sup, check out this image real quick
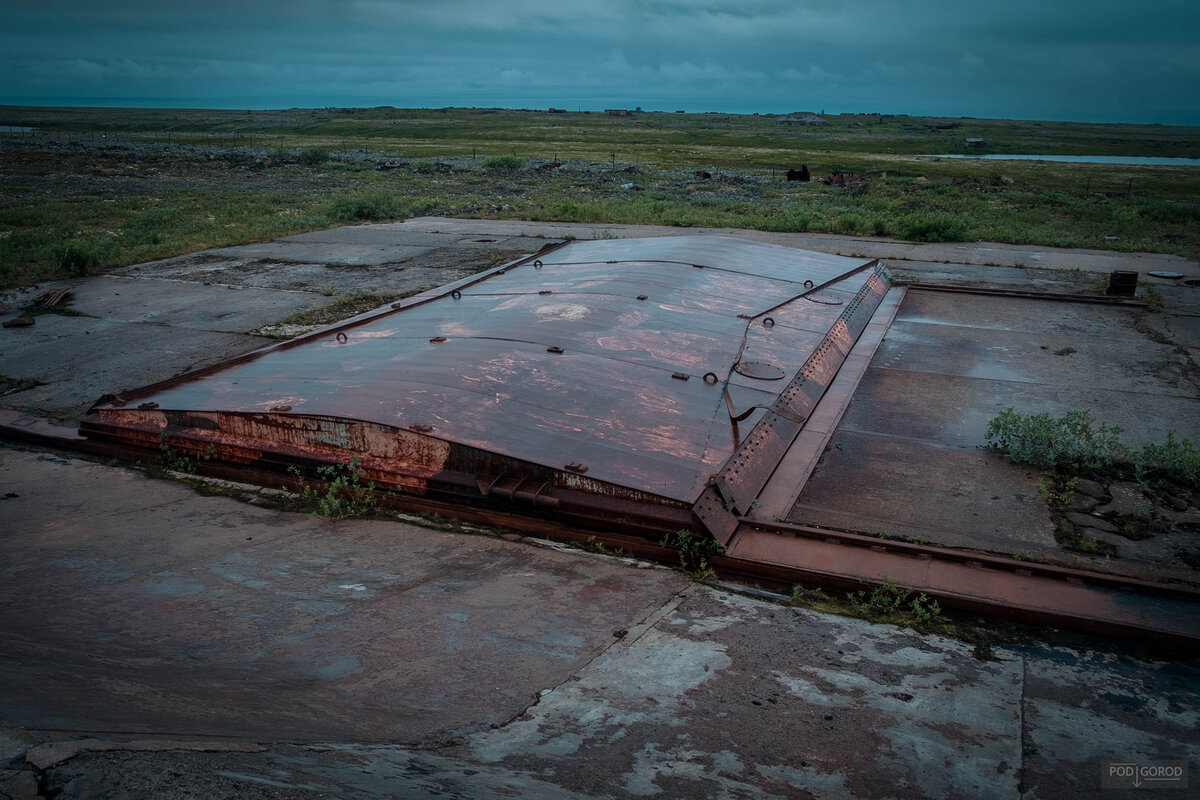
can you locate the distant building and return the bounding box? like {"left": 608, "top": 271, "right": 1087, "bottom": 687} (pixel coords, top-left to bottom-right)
{"left": 965, "top": 137, "right": 985, "bottom": 147}
{"left": 605, "top": 109, "right": 632, "bottom": 116}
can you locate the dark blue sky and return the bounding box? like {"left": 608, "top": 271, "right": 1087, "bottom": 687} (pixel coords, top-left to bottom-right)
{"left": 2, "top": 1, "right": 1197, "bottom": 124}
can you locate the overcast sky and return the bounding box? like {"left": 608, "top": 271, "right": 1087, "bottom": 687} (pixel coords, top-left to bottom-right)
{"left": 2, "top": 1, "right": 1197, "bottom": 124}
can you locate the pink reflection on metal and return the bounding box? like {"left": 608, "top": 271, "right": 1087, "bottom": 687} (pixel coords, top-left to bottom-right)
{"left": 82, "top": 236, "right": 891, "bottom": 539}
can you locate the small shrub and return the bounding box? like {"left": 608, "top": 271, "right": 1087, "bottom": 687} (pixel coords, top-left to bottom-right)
{"left": 897, "top": 212, "right": 968, "bottom": 243}
{"left": 483, "top": 155, "right": 524, "bottom": 172}
{"left": 553, "top": 200, "right": 584, "bottom": 222}
{"left": 985, "top": 407, "right": 1127, "bottom": 471}
{"left": 299, "top": 147, "right": 330, "bottom": 165}
{"left": 325, "top": 190, "right": 404, "bottom": 222}
{"left": 1133, "top": 431, "right": 1200, "bottom": 489}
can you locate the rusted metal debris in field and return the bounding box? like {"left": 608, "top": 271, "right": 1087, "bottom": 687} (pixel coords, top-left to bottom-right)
{"left": 81, "top": 236, "right": 891, "bottom": 542}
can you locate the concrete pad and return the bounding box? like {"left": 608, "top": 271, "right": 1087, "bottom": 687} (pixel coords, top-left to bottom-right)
{"left": 468, "top": 590, "right": 1026, "bottom": 798}
{"left": 2, "top": 448, "right": 1197, "bottom": 799}
{"left": 0, "top": 314, "right": 274, "bottom": 420}
{"left": 67, "top": 275, "right": 326, "bottom": 332}
{"left": 1018, "top": 644, "right": 1200, "bottom": 798}
{"left": 29, "top": 586, "right": 1199, "bottom": 799}
{"left": 0, "top": 448, "right": 687, "bottom": 742}
{"left": 790, "top": 429, "right": 1059, "bottom": 553}
{"left": 276, "top": 226, "right": 455, "bottom": 248}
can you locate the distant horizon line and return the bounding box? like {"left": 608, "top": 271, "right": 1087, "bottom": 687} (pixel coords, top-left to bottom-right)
{"left": 0, "top": 98, "right": 1195, "bottom": 128}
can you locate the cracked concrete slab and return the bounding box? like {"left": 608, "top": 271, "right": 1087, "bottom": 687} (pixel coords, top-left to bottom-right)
{"left": 13, "top": 577, "right": 1197, "bottom": 799}
{"left": 0, "top": 449, "right": 686, "bottom": 743}
{"left": 0, "top": 313, "right": 275, "bottom": 421}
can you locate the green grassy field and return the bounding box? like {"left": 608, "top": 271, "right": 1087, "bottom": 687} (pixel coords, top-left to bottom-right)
{"left": 1, "top": 105, "right": 1197, "bottom": 288}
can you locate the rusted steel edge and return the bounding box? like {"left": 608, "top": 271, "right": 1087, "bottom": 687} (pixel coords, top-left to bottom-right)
{"left": 5, "top": 413, "right": 1196, "bottom": 650}
{"left": 736, "top": 517, "right": 1200, "bottom": 602}
{"left": 704, "top": 551, "right": 1200, "bottom": 652}
{"left": 86, "top": 242, "right": 570, "bottom": 411}
{"left": 909, "top": 283, "right": 1149, "bottom": 307}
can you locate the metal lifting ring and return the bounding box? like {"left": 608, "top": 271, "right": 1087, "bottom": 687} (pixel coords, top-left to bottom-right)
{"left": 804, "top": 279, "right": 814, "bottom": 289}
{"left": 336, "top": 332, "right": 348, "bottom": 343}
{"left": 533, "top": 259, "right": 543, "bottom": 269}
{"left": 762, "top": 317, "right": 775, "bottom": 328}
{"left": 451, "top": 290, "right": 462, "bottom": 299}
{"left": 703, "top": 372, "right": 719, "bottom": 384}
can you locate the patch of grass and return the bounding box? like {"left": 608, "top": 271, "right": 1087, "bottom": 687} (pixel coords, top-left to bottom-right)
{"left": 1140, "top": 282, "right": 1164, "bottom": 313}
{"left": 273, "top": 289, "right": 394, "bottom": 330}
{"left": 1037, "top": 472, "right": 1079, "bottom": 510}
{"left": 578, "top": 536, "right": 625, "bottom": 557}
{"left": 325, "top": 190, "right": 430, "bottom": 222}
{"left": 56, "top": 237, "right": 119, "bottom": 276}
{"left": 1054, "top": 523, "right": 1118, "bottom": 557}
{"left": 5, "top": 107, "right": 1200, "bottom": 289}
{"left": 896, "top": 211, "right": 969, "bottom": 242}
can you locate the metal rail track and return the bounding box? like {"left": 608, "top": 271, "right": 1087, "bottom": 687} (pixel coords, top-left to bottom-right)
{"left": 909, "top": 283, "right": 1149, "bottom": 306}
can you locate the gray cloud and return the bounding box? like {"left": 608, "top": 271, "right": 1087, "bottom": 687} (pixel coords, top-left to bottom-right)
{"left": 1, "top": 0, "right": 1196, "bottom": 123}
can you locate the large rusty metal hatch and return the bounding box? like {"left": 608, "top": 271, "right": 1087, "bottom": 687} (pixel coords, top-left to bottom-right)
{"left": 81, "top": 236, "right": 891, "bottom": 543}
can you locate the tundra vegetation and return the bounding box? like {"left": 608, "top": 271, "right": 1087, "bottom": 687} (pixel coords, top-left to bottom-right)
{"left": 1, "top": 105, "right": 1197, "bottom": 288}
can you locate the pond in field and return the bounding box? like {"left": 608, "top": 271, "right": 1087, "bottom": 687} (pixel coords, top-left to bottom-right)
{"left": 920, "top": 154, "right": 1200, "bottom": 166}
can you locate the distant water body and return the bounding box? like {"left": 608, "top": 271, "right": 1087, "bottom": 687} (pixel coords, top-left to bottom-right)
{"left": 920, "top": 154, "right": 1199, "bottom": 166}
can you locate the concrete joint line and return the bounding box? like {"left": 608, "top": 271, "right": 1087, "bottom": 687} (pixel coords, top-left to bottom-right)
{"left": 615, "top": 590, "right": 692, "bottom": 649}
{"left": 26, "top": 738, "right": 267, "bottom": 771}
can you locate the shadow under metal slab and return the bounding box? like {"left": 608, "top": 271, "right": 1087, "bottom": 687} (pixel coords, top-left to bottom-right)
{"left": 78, "top": 236, "right": 893, "bottom": 544}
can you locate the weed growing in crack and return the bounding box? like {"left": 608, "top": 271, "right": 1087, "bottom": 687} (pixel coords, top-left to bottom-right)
{"left": 846, "top": 579, "right": 948, "bottom": 631}
{"left": 660, "top": 528, "right": 725, "bottom": 579}
{"left": 288, "top": 458, "right": 383, "bottom": 519}
{"left": 157, "top": 432, "right": 214, "bottom": 474}
{"left": 579, "top": 536, "right": 624, "bottom": 557}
